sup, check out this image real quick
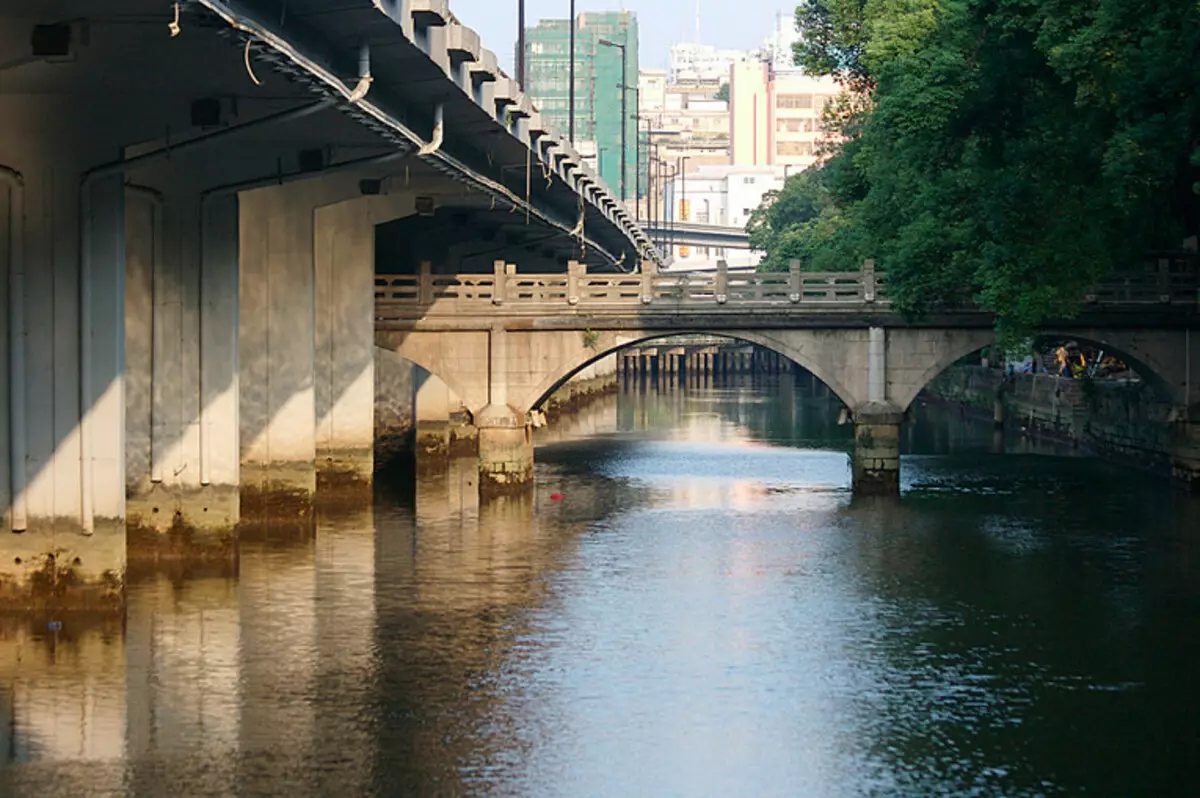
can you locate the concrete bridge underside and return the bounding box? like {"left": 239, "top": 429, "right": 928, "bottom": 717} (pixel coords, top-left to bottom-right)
{"left": 1, "top": 2, "right": 1197, "bottom": 612}
{"left": 0, "top": 0, "right": 649, "bottom": 610}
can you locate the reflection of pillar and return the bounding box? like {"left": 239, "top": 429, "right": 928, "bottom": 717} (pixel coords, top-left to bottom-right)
{"left": 853, "top": 404, "right": 903, "bottom": 495}
{"left": 0, "top": 617, "right": 126, "bottom": 781}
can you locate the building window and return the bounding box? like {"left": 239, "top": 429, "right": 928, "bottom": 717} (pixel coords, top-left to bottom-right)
{"left": 743, "top": 176, "right": 755, "bottom": 185}
{"left": 777, "top": 118, "right": 815, "bottom": 133}
{"left": 777, "top": 141, "right": 814, "bottom": 156}
{"left": 776, "top": 94, "right": 813, "bottom": 109}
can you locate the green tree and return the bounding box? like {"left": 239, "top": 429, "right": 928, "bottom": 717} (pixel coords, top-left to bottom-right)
{"left": 765, "top": 0, "right": 1200, "bottom": 340}
{"left": 715, "top": 83, "right": 730, "bottom": 103}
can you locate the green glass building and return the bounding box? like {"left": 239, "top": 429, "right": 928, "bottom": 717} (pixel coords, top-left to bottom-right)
{"left": 524, "top": 11, "right": 639, "bottom": 200}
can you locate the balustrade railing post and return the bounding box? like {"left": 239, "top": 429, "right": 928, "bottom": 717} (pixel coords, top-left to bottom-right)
{"left": 789, "top": 259, "right": 801, "bottom": 304}
{"left": 715, "top": 258, "right": 728, "bottom": 304}
{"left": 419, "top": 260, "right": 433, "bottom": 305}
{"left": 492, "top": 259, "right": 507, "bottom": 305}
{"left": 1159, "top": 257, "right": 1171, "bottom": 303}
{"left": 641, "top": 259, "right": 655, "bottom": 305}
{"left": 863, "top": 259, "right": 876, "bottom": 303}
{"left": 567, "top": 259, "right": 584, "bottom": 306}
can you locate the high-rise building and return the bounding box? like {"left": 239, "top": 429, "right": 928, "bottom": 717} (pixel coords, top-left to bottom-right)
{"left": 524, "top": 12, "right": 639, "bottom": 200}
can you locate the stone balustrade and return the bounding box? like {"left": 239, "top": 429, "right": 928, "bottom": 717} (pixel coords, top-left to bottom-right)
{"left": 375, "top": 258, "right": 1199, "bottom": 321}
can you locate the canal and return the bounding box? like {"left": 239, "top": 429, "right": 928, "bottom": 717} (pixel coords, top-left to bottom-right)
{"left": 2, "top": 375, "right": 1198, "bottom": 796}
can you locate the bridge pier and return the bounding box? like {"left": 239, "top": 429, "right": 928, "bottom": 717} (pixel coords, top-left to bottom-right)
{"left": 852, "top": 404, "right": 904, "bottom": 496}
{"left": 1172, "top": 416, "right": 1200, "bottom": 494}
{"left": 477, "top": 406, "right": 534, "bottom": 499}
{"left": 124, "top": 187, "right": 240, "bottom": 563}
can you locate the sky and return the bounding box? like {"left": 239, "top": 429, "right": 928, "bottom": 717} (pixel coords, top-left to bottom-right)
{"left": 449, "top": 0, "right": 797, "bottom": 73}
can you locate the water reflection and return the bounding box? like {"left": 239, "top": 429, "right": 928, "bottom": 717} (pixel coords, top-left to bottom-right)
{"left": 3, "top": 378, "right": 1199, "bottom": 796}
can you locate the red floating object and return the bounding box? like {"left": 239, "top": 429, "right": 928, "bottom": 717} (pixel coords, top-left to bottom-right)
{"left": 549, "top": 492, "right": 565, "bottom": 502}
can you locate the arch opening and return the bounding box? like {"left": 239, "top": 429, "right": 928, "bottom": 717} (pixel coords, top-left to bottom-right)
{"left": 521, "top": 331, "right": 856, "bottom": 415}
{"left": 909, "top": 333, "right": 1180, "bottom": 412}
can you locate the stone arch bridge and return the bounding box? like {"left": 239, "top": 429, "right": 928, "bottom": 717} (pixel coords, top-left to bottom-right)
{"left": 376, "top": 261, "right": 1200, "bottom": 496}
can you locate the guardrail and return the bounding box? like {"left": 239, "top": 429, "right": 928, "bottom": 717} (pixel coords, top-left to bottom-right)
{"left": 375, "top": 257, "right": 1198, "bottom": 318}
{"left": 376, "top": 260, "right": 886, "bottom": 315}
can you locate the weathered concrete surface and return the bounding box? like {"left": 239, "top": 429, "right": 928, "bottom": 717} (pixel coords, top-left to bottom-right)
{"left": 374, "top": 346, "right": 416, "bottom": 469}
{"left": 852, "top": 403, "right": 903, "bottom": 496}
{"left": 0, "top": 158, "right": 128, "bottom": 608}
{"left": 1172, "top": 420, "right": 1200, "bottom": 495}
{"left": 477, "top": 406, "right": 534, "bottom": 499}
{"left": 125, "top": 187, "right": 242, "bottom": 557}
{"left": 315, "top": 196, "right": 387, "bottom": 498}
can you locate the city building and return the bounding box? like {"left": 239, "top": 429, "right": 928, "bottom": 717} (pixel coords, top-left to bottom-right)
{"left": 668, "top": 42, "right": 751, "bottom": 86}
{"left": 524, "top": 12, "right": 639, "bottom": 200}
{"left": 761, "top": 11, "right": 802, "bottom": 72}
{"left": 660, "top": 164, "right": 789, "bottom": 270}
{"left": 730, "top": 62, "right": 840, "bottom": 168}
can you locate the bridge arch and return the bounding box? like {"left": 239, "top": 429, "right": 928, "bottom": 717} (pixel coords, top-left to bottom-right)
{"left": 518, "top": 329, "right": 858, "bottom": 415}
{"left": 891, "top": 328, "right": 1188, "bottom": 412}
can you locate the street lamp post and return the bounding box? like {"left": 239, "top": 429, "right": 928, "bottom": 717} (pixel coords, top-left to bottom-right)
{"left": 598, "top": 38, "right": 628, "bottom": 203}
{"left": 568, "top": 0, "right": 575, "bottom": 142}
{"left": 516, "top": 0, "right": 525, "bottom": 87}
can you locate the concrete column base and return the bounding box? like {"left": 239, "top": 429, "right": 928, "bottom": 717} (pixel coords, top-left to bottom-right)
{"left": 239, "top": 463, "right": 315, "bottom": 538}
{"left": 853, "top": 404, "right": 903, "bottom": 496}
{"left": 316, "top": 448, "right": 373, "bottom": 508}
{"left": 0, "top": 521, "right": 125, "bottom": 612}
{"left": 126, "top": 484, "right": 239, "bottom": 563}
{"left": 477, "top": 405, "right": 534, "bottom": 500}
{"left": 1172, "top": 419, "right": 1200, "bottom": 495}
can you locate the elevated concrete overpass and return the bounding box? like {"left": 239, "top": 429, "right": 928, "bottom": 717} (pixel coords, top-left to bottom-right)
{"left": 0, "top": 0, "right": 654, "bottom": 609}
{"left": 644, "top": 221, "right": 753, "bottom": 250}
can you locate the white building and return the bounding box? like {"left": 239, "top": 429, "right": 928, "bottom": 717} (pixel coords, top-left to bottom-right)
{"left": 668, "top": 42, "right": 751, "bottom": 86}
{"left": 660, "top": 164, "right": 791, "bottom": 271}
{"left": 761, "top": 11, "right": 801, "bottom": 71}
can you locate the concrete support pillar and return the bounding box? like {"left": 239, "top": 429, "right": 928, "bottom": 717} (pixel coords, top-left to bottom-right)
{"left": 1172, "top": 418, "right": 1200, "bottom": 494}
{"left": 2, "top": 167, "right": 127, "bottom": 609}
{"left": 314, "top": 198, "right": 376, "bottom": 501}
{"left": 477, "top": 327, "right": 532, "bottom": 498}
{"left": 868, "top": 327, "right": 886, "bottom": 403}
{"left": 125, "top": 190, "right": 240, "bottom": 561}
{"left": 238, "top": 184, "right": 316, "bottom": 530}
{"left": 852, "top": 404, "right": 903, "bottom": 496}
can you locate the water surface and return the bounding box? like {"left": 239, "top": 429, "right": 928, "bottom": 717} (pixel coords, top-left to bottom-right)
{"left": 3, "top": 376, "right": 1198, "bottom": 796}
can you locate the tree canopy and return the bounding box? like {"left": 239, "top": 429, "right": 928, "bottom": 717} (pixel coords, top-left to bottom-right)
{"left": 752, "top": 0, "right": 1200, "bottom": 338}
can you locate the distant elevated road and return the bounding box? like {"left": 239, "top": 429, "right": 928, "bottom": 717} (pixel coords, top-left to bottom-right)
{"left": 643, "top": 222, "right": 752, "bottom": 249}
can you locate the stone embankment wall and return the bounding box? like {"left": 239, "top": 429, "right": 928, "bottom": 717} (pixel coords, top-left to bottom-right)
{"left": 922, "top": 365, "right": 1174, "bottom": 472}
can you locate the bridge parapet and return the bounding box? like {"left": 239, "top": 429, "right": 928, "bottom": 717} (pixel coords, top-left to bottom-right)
{"left": 375, "top": 259, "right": 1198, "bottom": 322}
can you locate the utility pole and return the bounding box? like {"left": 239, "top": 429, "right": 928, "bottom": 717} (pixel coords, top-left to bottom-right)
{"left": 516, "top": 0, "right": 526, "bottom": 87}
{"left": 568, "top": 0, "right": 576, "bottom": 142}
